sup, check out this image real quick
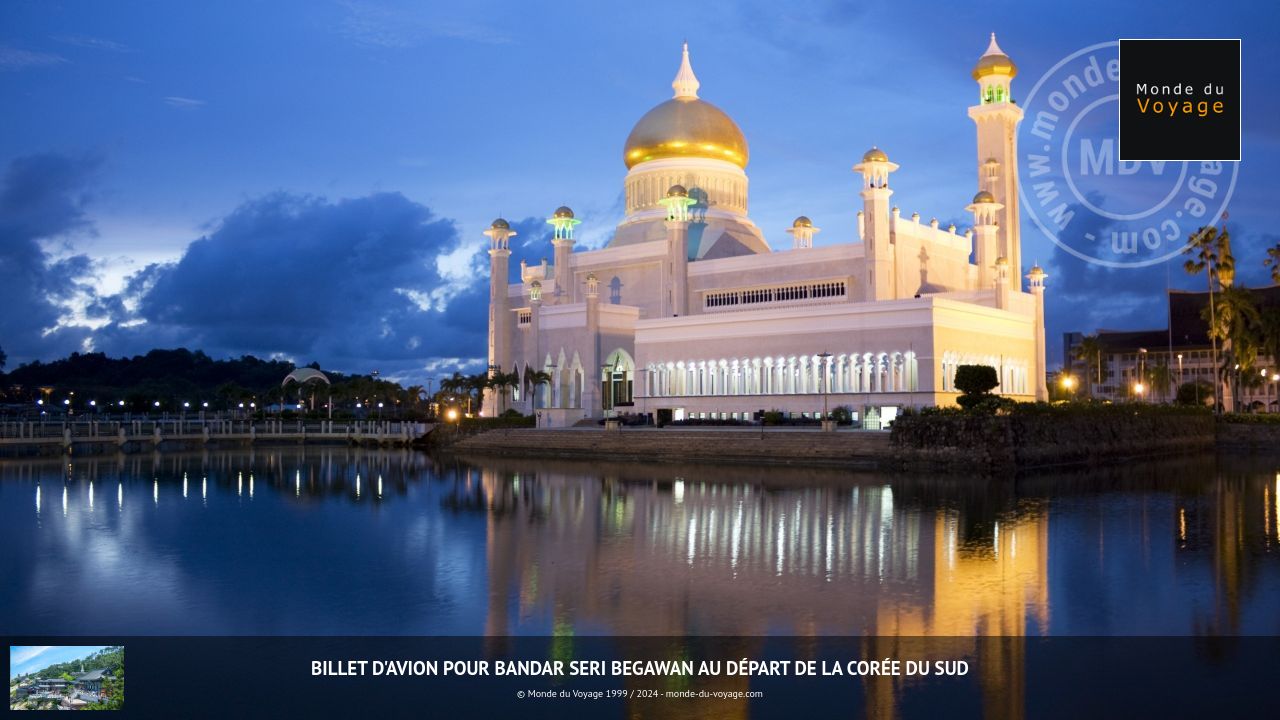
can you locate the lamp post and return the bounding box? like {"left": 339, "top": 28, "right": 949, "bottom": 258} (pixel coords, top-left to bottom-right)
{"left": 637, "top": 368, "right": 649, "bottom": 426}
{"left": 817, "top": 351, "right": 832, "bottom": 429}
{"left": 601, "top": 363, "right": 613, "bottom": 417}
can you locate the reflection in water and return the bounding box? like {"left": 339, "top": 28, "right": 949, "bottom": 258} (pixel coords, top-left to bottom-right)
{"left": 3, "top": 449, "right": 1280, "bottom": 717}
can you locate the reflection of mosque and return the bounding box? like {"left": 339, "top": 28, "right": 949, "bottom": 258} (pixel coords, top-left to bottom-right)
{"left": 460, "top": 455, "right": 1280, "bottom": 720}
{"left": 474, "top": 458, "right": 1048, "bottom": 638}
{"left": 473, "top": 458, "right": 1049, "bottom": 719}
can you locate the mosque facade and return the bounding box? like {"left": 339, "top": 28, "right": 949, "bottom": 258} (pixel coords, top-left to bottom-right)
{"left": 483, "top": 36, "right": 1047, "bottom": 426}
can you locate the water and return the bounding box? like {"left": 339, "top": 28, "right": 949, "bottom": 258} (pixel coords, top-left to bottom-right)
{"left": 2, "top": 448, "right": 1278, "bottom": 637}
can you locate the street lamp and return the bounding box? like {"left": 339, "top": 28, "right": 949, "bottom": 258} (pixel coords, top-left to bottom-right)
{"left": 1134, "top": 382, "right": 1146, "bottom": 398}
{"left": 817, "top": 351, "right": 833, "bottom": 423}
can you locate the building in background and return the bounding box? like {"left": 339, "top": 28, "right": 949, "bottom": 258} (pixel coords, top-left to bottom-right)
{"left": 484, "top": 37, "right": 1048, "bottom": 426}
{"left": 1065, "top": 286, "right": 1280, "bottom": 410}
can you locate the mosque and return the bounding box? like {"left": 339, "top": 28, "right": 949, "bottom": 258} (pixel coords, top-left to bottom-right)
{"left": 482, "top": 35, "right": 1047, "bottom": 426}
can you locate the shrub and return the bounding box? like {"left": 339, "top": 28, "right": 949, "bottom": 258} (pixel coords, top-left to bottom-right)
{"left": 1175, "top": 381, "right": 1214, "bottom": 406}
{"left": 954, "top": 364, "right": 999, "bottom": 410}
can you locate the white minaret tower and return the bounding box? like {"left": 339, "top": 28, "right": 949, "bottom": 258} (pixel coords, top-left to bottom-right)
{"left": 786, "top": 216, "right": 819, "bottom": 249}
{"left": 966, "top": 190, "right": 1004, "bottom": 289}
{"left": 547, "top": 206, "right": 580, "bottom": 304}
{"left": 968, "top": 33, "right": 1023, "bottom": 290}
{"left": 853, "top": 147, "right": 898, "bottom": 301}
{"left": 658, "top": 184, "right": 696, "bottom": 316}
{"left": 484, "top": 218, "right": 515, "bottom": 416}
{"left": 1027, "top": 264, "right": 1049, "bottom": 401}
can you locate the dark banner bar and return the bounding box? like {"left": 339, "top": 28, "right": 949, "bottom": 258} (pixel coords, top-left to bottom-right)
{"left": 6, "top": 636, "right": 1277, "bottom": 718}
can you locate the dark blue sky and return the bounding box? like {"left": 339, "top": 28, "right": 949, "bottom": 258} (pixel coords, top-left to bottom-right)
{"left": 2, "top": 0, "right": 1276, "bottom": 381}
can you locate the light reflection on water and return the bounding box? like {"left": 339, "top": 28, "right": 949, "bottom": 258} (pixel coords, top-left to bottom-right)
{"left": 0, "top": 448, "right": 1278, "bottom": 638}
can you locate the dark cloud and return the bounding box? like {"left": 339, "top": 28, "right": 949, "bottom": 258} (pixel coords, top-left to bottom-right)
{"left": 0, "top": 153, "right": 100, "bottom": 363}
{"left": 93, "top": 191, "right": 486, "bottom": 380}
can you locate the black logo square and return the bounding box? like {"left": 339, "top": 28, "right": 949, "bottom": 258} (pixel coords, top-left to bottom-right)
{"left": 1119, "top": 39, "right": 1240, "bottom": 161}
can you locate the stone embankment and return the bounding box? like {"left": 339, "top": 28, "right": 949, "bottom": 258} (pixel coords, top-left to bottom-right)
{"left": 447, "top": 428, "right": 891, "bottom": 469}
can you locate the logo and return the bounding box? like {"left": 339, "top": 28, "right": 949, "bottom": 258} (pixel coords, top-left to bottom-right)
{"left": 1018, "top": 41, "right": 1238, "bottom": 268}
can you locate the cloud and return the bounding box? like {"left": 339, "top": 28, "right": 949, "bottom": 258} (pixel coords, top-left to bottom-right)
{"left": 90, "top": 191, "right": 489, "bottom": 381}
{"left": 50, "top": 34, "right": 131, "bottom": 52}
{"left": 0, "top": 45, "right": 67, "bottom": 70}
{"left": 9, "top": 646, "right": 53, "bottom": 668}
{"left": 163, "top": 96, "right": 206, "bottom": 108}
{"left": 0, "top": 153, "right": 102, "bottom": 364}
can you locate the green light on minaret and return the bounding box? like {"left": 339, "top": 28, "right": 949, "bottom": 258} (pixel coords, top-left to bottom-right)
{"left": 547, "top": 205, "right": 581, "bottom": 240}
{"left": 658, "top": 184, "right": 696, "bottom": 222}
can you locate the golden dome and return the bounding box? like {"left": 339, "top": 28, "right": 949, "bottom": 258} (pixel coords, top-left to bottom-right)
{"left": 666, "top": 184, "right": 688, "bottom": 197}
{"left": 972, "top": 33, "right": 1017, "bottom": 80}
{"left": 862, "top": 146, "right": 889, "bottom": 163}
{"left": 490, "top": 218, "right": 510, "bottom": 229}
{"left": 624, "top": 44, "right": 748, "bottom": 169}
{"left": 624, "top": 97, "right": 748, "bottom": 169}
{"left": 972, "top": 190, "right": 995, "bottom": 204}
{"left": 552, "top": 206, "right": 574, "bottom": 218}
{"left": 792, "top": 216, "right": 813, "bottom": 228}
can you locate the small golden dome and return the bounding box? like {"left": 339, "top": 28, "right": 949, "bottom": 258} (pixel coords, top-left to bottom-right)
{"left": 666, "top": 184, "right": 688, "bottom": 197}
{"left": 972, "top": 33, "right": 1017, "bottom": 80}
{"left": 624, "top": 97, "right": 748, "bottom": 169}
{"left": 995, "top": 256, "right": 1009, "bottom": 266}
{"left": 792, "top": 216, "right": 813, "bottom": 228}
{"left": 530, "top": 280, "right": 542, "bottom": 288}
{"left": 552, "top": 206, "right": 574, "bottom": 219}
{"left": 490, "top": 218, "right": 510, "bottom": 230}
{"left": 862, "top": 146, "right": 888, "bottom": 163}
{"left": 972, "top": 190, "right": 995, "bottom": 204}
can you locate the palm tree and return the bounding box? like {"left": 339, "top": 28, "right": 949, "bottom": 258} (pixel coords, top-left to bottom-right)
{"left": 1074, "top": 335, "right": 1105, "bottom": 396}
{"left": 487, "top": 370, "right": 520, "bottom": 414}
{"left": 1205, "top": 284, "right": 1261, "bottom": 411}
{"left": 1265, "top": 241, "right": 1280, "bottom": 284}
{"left": 525, "top": 368, "right": 552, "bottom": 410}
{"left": 1183, "top": 224, "right": 1235, "bottom": 411}
{"left": 1259, "top": 307, "right": 1280, "bottom": 372}
{"left": 465, "top": 373, "right": 488, "bottom": 414}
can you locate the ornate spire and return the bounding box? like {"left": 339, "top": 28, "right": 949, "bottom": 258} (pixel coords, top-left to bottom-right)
{"left": 672, "top": 41, "right": 700, "bottom": 99}
{"left": 983, "top": 32, "right": 1004, "bottom": 58}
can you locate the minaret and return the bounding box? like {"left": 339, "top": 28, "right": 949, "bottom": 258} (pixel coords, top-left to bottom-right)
{"left": 484, "top": 218, "right": 515, "bottom": 416}
{"left": 547, "top": 206, "right": 580, "bottom": 303}
{"left": 968, "top": 33, "right": 1024, "bottom": 289}
{"left": 966, "top": 190, "right": 1004, "bottom": 289}
{"left": 994, "top": 256, "right": 1011, "bottom": 310}
{"left": 526, "top": 279, "right": 542, "bottom": 409}
{"left": 658, "top": 184, "right": 696, "bottom": 316}
{"left": 583, "top": 273, "right": 602, "bottom": 415}
{"left": 853, "top": 147, "right": 898, "bottom": 301}
{"left": 786, "top": 216, "right": 819, "bottom": 249}
{"left": 1027, "top": 264, "right": 1048, "bottom": 400}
